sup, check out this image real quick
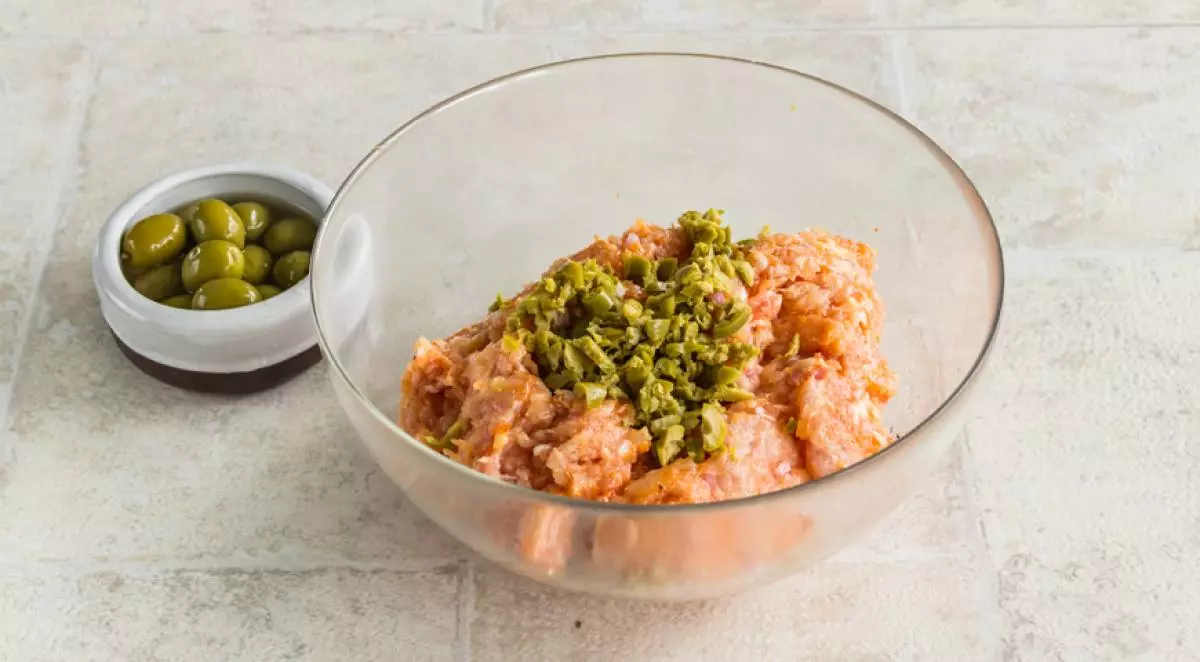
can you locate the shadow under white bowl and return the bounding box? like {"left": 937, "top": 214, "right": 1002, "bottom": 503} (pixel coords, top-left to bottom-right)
{"left": 93, "top": 163, "right": 334, "bottom": 391}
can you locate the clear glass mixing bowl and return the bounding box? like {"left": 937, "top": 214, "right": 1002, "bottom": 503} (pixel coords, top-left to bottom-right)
{"left": 311, "top": 53, "right": 1003, "bottom": 601}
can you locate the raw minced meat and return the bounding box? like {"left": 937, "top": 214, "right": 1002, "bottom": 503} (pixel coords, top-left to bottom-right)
{"left": 401, "top": 215, "right": 894, "bottom": 495}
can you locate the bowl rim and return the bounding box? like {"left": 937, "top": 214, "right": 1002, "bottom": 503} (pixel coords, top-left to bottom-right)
{"left": 311, "top": 52, "right": 1006, "bottom": 514}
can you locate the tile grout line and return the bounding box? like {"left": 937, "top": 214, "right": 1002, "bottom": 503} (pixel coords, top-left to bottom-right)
{"left": 886, "top": 29, "right": 914, "bottom": 120}
{"left": 455, "top": 560, "right": 476, "bottom": 662}
{"left": 481, "top": 0, "right": 495, "bottom": 32}
{"left": 0, "top": 41, "right": 104, "bottom": 473}
{"left": 957, "top": 430, "right": 1005, "bottom": 659}
{"left": 824, "top": 549, "right": 976, "bottom": 565}
{"left": 0, "top": 556, "right": 462, "bottom": 577}
{"left": 1008, "top": 245, "right": 1200, "bottom": 258}
{"left": 869, "top": 0, "right": 893, "bottom": 26}
{"left": 3, "top": 22, "right": 1200, "bottom": 42}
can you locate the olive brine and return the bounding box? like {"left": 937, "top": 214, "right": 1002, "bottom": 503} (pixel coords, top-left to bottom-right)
{"left": 120, "top": 198, "right": 317, "bottom": 310}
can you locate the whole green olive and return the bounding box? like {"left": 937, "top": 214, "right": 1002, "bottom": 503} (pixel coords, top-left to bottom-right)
{"left": 121, "top": 256, "right": 146, "bottom": 284}
{"left": 256, "top": 284, "right": 282, "bottom": 300}
{"left": 263, "top": 217, "right": 316, "bottom": 256}
{"left": 181, "top": 240, "right": 245, "bottom": 292}
{"left": 133, "top": 262, "right": 184, "bottom": 301}
{"left": 176, "top": 202, "right": 200, "bottom": 224}
{"left": 189, "top": 199, "right": 246, "bottom": 248}
{"left": 241, "top": 245, "right": 274, "bottom": 285}
{"left": 162, "top": 294, "right": 193, "bottom": 309}
{"left": 121, "top": 213, "right": 187, "bottom": 269}
{"left": 233, "top": 202, "right": 271, "bottom": 243}
{"left": 272, "top": 250, "right": 310, "bottom": 289}
{"left": 191, "top": 278, "right": 263, "bottom": 310}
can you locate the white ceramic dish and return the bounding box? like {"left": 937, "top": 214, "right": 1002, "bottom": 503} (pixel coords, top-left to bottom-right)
{"left": 92, "top": 163, "right": 334, "bottom": 390}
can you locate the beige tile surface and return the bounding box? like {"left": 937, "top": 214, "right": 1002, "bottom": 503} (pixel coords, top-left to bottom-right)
{"left": 494, "top": 0, "right": 879, "bottom": 30}
{"left": 549, "top": 31, "right": 897, "bottom": 107}
{"left": 0, "top": 367, "right": 467, "bottom": 563}
{"left": 0, "top": 566, "right": 461, "bottom": 661}
{"left": 0, "top": 43, "right": 91, "bottom": 489}
{"left": 840, "top": 441, "right": 983, "bottom": 562}
{"left": 0, "top": 44, "right": 90, "bottom": 396}
{"left": 902, "top": 28, "right": 1200, "bottom": 250}
{"left": 893, "top": 0, "right": 1200, "bottom": 25}
{"left": 0, "top": 0, "right": 483, "bottom": 36}
{"left": 471, "top": 556, "right": 995, "bottom": 661}
{"left": 967, "top": 251, "right": 1200, "bottom": 660}
{"left": 0, "top": 4, "right": 1196, "bottom": 662}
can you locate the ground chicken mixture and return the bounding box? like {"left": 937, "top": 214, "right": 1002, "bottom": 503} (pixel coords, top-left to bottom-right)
{"left": 398, "top": 210, "right": 897, "bottom": 507}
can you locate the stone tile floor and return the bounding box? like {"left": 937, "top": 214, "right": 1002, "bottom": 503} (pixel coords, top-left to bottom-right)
{"left": 0, "top": 2, "right": 1196, "bottom": 660}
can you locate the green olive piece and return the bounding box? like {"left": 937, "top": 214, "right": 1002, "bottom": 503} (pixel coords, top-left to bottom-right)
{"left": 121, "top": 213, "right": 187, "bottom": 269}
{"left": 263, "top": 217, "right": 316, "bottom": 256}
{"left": 133, "top": 263, "right": 184, "bottom": 301}
{"left": 162, "top": 294, "right": 192, "bottom": 309}
{"left": 181, "top": 240, "right": 245, "bottom": 292}
{"left": 272, "top": 250, "right": 310, "bottom": 289}
{"left": 241, "top": 245, "right": 273, "bottom": 285}
{"left": 256, "top": 284, "right": 282, "bottom": 300}
{"left": 191, "top": 278, "right": 262, "bottom": 310}
{"left": 189, "top": 199, "right": 246, "bottom": 248}
{"left": 232, "top": 202, "right": 271, "bottom": 243}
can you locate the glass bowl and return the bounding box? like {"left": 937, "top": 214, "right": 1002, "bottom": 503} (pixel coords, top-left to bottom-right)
{"left": 311, "top": 53, "right": 1003, "bottom": 601}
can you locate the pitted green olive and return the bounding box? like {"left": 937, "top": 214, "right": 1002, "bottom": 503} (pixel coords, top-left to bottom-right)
{"left": 133, "top": 262, "right": 184, "bottom": 301}
{"left": 162, "top": 294, "right": 192, "bottom": 309}
{"left": 241, "top": 245, "right": 273, "bottom": 285}
{"left": 263, "top": 217, "right": 316, "bottom": 256}
{"left": 256, "top": 284, "right": 282, "bottom": 300}
{"left": 191, "top": 278, "right": 262, "bottom": 310}
{"left": 122, "top": 213, "right": 187, "bottom": 269}
{"left": 121, "top": 256, "right": 146, "bottom": 284}
{"left": 233, "top": 202, "right": 271, "bottom": 243}
{"left": 189, "top": 199, "right": 246, "bottom": 248}
{"left": 181, "top": 240, "right": 245, "bottom": 292}
{"left": 176, "top": 202, "right": 200, "bottom": 224}
{"left": 272, "top": 250, "right": 310, "bottom": 289}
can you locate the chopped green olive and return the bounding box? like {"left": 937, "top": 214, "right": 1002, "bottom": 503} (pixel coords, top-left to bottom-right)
{"left": 487, "top": 208, "right": 758, "bottom": 467}
{"left": 621, "top": 299, "right": 643, "bottom": 321}
{"left": 575, "top": 337, "right": 615, "bottom": 374}
{"left": 582, "top": 291, "right": 615, "bottom": 316}
{"left": 655, "top": 424, "right": 687, "bottom": 467}
{"left": 649, "top": 415, "right": 682, "bottom": 435}
{"left": 644, "top": 319, "right": 670, "bottom": 344}
{"left": 733, "top": 259, "right": 755, "bottom": 286}
{"left": 700, "top": 404, "right": 727, "bottom": 453}
{"left": 623, "top": 254, "right": 652, "bottom": 283}
{"left": 785, "top": 333, "right": 801, "bottom": 357}
{"left": 655, "top": 257, "right": 678, "bottom": 281}
{"left": 561, "top": 343, "right": 587, "bottom": 378}
{"left": 501, "top": 333, "right": 523, "bottom": 353}
{"left": 574, "top": 382, "right": 607, "bottom": 408}
{"left": 714, "top": 366, "right": 742, "bottom": 388}
{"left": 559, "top": 261, "right": 585, "bottom": 288}
{"left": 648, "top": 293, "right": 676, "bottom": 318}
{"left": 444, "top": 418, "right": 466, "bottom": 441}
{"left": 713, "top": 302, "right": 751, "bottom": 338}
{"left": 715, "top": 386, "right": 754, "bottom": 403}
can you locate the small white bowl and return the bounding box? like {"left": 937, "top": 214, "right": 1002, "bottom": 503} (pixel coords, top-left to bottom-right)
{"left": 92, "top": 163, "right": 334, "bottom": 392}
